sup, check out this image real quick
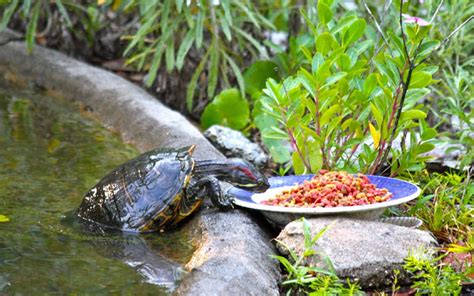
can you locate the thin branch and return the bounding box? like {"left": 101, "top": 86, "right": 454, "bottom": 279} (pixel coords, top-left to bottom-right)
{"left": 416, "top": 15, "right": 473, "bottom": 67}
{"left": 438, "top": 15, "right": 473, "bottom": 49}
{"left": 374, "top": 2, "right": 415, "bottom": 174}
{"left": 430, "top": 0, "right": 444, "bottom": 24}
{"left": 361, "top": 0, "right": 391, "bottom": 50}
{"left": 398, "top": 1, "right": 411, "bottom": 64}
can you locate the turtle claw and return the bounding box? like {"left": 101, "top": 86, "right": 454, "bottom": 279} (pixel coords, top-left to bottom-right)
{"left": 213, "top": 193, "right": 233, "bottom": 210}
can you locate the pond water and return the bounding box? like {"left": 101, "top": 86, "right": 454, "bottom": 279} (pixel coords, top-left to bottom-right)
{"left": 0, "top": 88, "right": 194, "bottom": 294}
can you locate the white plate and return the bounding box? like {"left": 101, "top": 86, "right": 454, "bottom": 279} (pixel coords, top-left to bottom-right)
{"left": 228, "top": 174, "right": 421, "bottom": 227}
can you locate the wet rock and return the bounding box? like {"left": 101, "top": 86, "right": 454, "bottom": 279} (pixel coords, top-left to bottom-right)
{"left": 204, "top": 125, "right": 269, "bottom": 167}
{"left": 276, "top": 217, "right": 438, "bottom": 288}
{"left": 177, "top": 209, "right": 280, "bottom": 296}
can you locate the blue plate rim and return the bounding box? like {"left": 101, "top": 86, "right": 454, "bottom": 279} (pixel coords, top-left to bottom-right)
{"left": 230, "top": 174, "right": 421, "bottom": 214}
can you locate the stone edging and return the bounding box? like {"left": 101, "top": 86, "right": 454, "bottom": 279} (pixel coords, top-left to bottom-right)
{"left": 0, "top": 32, "right": 280, "bottom": 295}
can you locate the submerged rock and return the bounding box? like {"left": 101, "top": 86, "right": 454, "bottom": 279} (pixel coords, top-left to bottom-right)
{"left": 276, "top": 217, "right": 438, "bottom": 288}
{"left": 204, "top": 125, "right": 269, "bottom": 167}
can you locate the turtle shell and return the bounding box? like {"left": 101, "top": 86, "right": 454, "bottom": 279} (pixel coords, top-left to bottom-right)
{"left": 76, "top": 146, "right": 196, "bottom": 232}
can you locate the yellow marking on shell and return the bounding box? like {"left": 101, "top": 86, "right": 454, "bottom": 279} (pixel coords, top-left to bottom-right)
{"left": 121, "top": 174, "right": 134, "bottom": 204}
{"left": 183, "top": 157, "right": 195, "bottom": 187}
{"left": 174, "top": 199, "right": 203, "bottom": 225}
{"left": 138, "top": 194, "right": 182, "bottom": 232}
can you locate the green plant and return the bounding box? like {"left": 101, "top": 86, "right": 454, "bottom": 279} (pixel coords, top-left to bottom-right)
{"left": 250, "top": 35, "right": 313, "bottom": 164}
{"left": 426, "top": 0, "right": 474, "bottom": 169}
{"left": 408, "top": 172, "right": 473, "bottom": 244}
{"left": 0, "top": 0, "right": 102, "bottom": 52}
{"left": 273, "top": 218, "right": 363, "bottom": 295}
{"left": 404, "top": 251, "right": 464, "bottom": 295}
{"left": 119, "top": 0, "right": 278, "bottom": 112}
{"left": 258, "top": 1, "right": 440, "bottom": 176}
{"left": 200, "top": 88, "right": 249, "bottom": 130}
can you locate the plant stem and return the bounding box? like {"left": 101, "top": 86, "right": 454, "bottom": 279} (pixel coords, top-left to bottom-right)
{"left": 374, "top": 3, "right": 415, "bottom": 175}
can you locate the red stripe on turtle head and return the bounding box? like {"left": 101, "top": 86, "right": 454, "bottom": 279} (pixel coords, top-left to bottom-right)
{"left": 233, "top": 166, "right": 257, "bottom": 181}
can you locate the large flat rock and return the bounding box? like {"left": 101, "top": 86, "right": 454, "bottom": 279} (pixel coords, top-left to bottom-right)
{"left": 277, "top": 217, "right": 438, "bottom": 288}
{"left": 0, "top": 33, "right": 279, "bottom": 295}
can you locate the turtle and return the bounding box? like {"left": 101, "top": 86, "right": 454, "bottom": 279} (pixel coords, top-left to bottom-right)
{"left": 76, "top": 145, "right": 269, "bottom": 232}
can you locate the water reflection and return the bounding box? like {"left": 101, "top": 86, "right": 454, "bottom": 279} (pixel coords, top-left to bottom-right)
{"left": 0, "top": 88, "right": 193, "bottom": 294}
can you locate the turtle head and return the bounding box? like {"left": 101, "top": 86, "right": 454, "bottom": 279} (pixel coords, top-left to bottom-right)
{"left": 225, "top": 158, "right": 269, "bottom": 192}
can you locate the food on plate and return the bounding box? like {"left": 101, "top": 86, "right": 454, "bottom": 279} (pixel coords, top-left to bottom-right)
{"left": 261, "top": 170, "right": 392, "bottom": 207}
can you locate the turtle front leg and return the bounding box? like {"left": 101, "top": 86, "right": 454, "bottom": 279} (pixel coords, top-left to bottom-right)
{"left": 187, "top": 176, "right": 233, "bottom": 210}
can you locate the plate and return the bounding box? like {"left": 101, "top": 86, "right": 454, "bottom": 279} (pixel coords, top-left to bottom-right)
{"left": 227, "top": 174, "right": 421, "bottom": 227}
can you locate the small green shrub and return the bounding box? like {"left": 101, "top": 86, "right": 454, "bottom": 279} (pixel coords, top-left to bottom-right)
{"left": 408, "top": 172, "right": 473, "bottom": 244}
{"left": 404, "top": 251, "right": 464, "bottom": 295}
{"left": 257, "top": 1, "right": 439, "bottom": 176}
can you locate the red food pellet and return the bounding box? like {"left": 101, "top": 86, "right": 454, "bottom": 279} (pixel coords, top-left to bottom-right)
{"left": 261, "top": 171, "right": 392, "bottom": 208}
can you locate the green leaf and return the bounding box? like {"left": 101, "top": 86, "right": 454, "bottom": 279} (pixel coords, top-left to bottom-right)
{"left": 303, "top": 218, "right": 312, "bottom": 247}
{"left": 375, "top": 58, "right": 397, "bottom": 85}
{"left": 1, "top": 0, "right": 19, "bottom": 31}
{"left": 370, "top": 103, "right": 383, "bottom": 128}
{"left": 201, "top": 88, "right": 249, "bottom": 130}
{"left": 234, "top": 1, "right": 260, "bottom": 30}
{"left": 176, "top": 0, "right": 184, "bottom": 13}
{"left": 161, "top": 0, "right": 171, "bottom": 30}
{"left": 186, "top": 50, "right": 209, "bottom": 112}
{"left": 234, "top": 27, "right": 268, "bottom": 59}
{"left": 263, "top": 127, "right": 289, "bottom": 140}
{"left": 165, "top": 36, "right": 175, "bottom": 73}
{"left": 219, "top": 10, "right": 232, "bottom": 41}
{"left": 221, "top": 0, "right": 232, "bottom": 26}
{"left": 315, "top": 32, "right": 335, "bottom": 55}
{"left": 415, "top": 142, "right": 435, "bottom": 155}
{"left": 322, "top": 72, "right": 347, "bottom": 88}
{"left": 223, "top": 53, "right": 245, "bottom": 97}
{"left": 207, "top": 41, "right": 219, "bottom": 98}
{"left": 243, "top": 61, "right": 279, "bottom": 100}
{"left": 195, "top": 8, "right": 204, "bottom": 48}
{"left": 55, "top": 0, "right": 72, "bottom": 28}
{"left": 0, "top": 215, "right": 9, "bottom": 222}
{"left": 400, "top": 109, "right": 427, "bottom": 122}
{"left": 176, "top": 29, "right": 195, "bottom": 70}
{"left": 317, "top": 2, "right": 333, "bottom": 25}
{"left": 292, "top": 151, "right": 306, "bottom": 175}
{"left": 22, "top": 0, "right": 32, "bottom": 15}
{"left": 343, "top": 18, "right": 366, "bottom": 47}
{"left": 308, "top": 141, "right": 323, "bottom": 173}
{"left": 300, "top": 8, "right": 318, "bottom": 37}
{"left": 146, "top": 39, "right": 166, "bottom": 87}
{"left": 421, "top": 127, "right": 437, "bottom": 141}
{"left": 254, "top": 111, "right": 290, "bottom": 164}
{"left": 320, "top": 104, "right": 340, "bottom": 126}
{"left": 409, "top": 71, "right": 432, "bottom": 88}
{"left": 330, "top": 14, "right": 356, "bottom": 35}
{"left": 337, "top": 53, "right": 351, "bottom": 71}
{"left": 123, "top": 10, "right": 159, "bottom": 55}
{"left": 25, "top": 0, "right": 40, "bottom": 53}
{"left": 311, "top": 53, "right": 324, "bottom": 74}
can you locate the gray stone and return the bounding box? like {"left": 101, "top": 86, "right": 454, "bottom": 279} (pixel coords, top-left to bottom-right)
{"left": 177, "top": 209, "right": 280, "bottom": 296}
{"left": 276, "top": 217, "right": 438, "bottom": 288}
{"left": 0, "top": 33, "right": 280, "bottom": 295}
{"left": 204, "top": 125, "right": 269, "bottom": 167}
